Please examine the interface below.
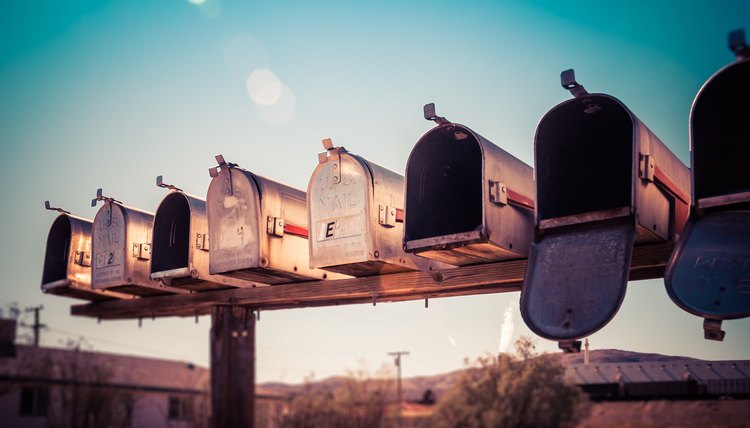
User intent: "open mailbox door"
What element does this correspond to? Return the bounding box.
[41,201,130,301]
[150,176,249,291]
[665,30,750,341]
[403,104,535,266]
[207,155,336,284]
[521,70,690,343]
[91,189,187,297]
[308,139,445,276]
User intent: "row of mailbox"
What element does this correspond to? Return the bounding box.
[42,30,749,343]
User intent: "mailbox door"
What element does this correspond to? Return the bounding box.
[308,152,372,273]
[207,168,262,277]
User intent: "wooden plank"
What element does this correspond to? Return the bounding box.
[211,306,255,428]
[70,243,674,320]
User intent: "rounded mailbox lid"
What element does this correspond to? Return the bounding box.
[92,203,128,288]
[207,167,262,274]
[308,151,371,268]
[151,191,199,278]
[42,214,92,290]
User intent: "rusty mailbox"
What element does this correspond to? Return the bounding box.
[520,69,691,342]
[403,103,535,266]
[665,30,750,341]
[206,155,334,284]
[90,189,187,297]
[308,138,446,276]
[41,201,130,301]
[150,176,249,291]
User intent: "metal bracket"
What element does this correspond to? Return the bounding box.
[561,69,589,98]
[196,233,209,251]
[488,181,508,205]
[423,103,451,125]
[132,243,152,260]
[91,188,121,208]
[729,29,749,60]
[44,201,70,215]
[156,175,182,192]
[378,205,398,227]
[703,319,725,341]
[639,154,655,182]
[558,340,582,353]
[74,250,91,267]
[267,217,284,237]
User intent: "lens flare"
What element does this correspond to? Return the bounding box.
[498,301,515,354]
[256,83,296,124]
[246,69,282,106]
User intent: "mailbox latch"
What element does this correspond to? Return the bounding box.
[267,217,284,237]
[74,250,91,267]
[378,205,398,228]
[639,154,655,182]
[489,181,508,205]
[196,233,209,251]
[132,243,151,260]
[703,319,725,341]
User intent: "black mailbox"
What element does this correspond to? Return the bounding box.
[521,70,691,341]
[665,30,750,341]
[404,104,535,266]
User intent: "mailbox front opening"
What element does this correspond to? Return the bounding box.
[536,96,633,223]
[405,125,483,241]
[692,61,750,204]
[42,216,71,285]
[151,192,190,276]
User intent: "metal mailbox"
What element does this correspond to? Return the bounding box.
[403,103,535,266]
[308,139,445,276]
[206,155,334,284]
[520,69,691,342]
[90,189,187,297]
[150,176,249,291]
[41,202,130,301]
[665,30,750,341]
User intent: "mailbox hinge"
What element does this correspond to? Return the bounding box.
[132,243,151,260]
[74,250,91,267]
[319,139,343,184]
[196,233,209,251]
[489,181,535,211]
[639,154,655,182]
[209,154,239,196]
[703,319,725,341]
[267,217,284,237]
[378,205,400,228]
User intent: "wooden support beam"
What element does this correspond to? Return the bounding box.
[70,243,674,320]
[211,306,255,428]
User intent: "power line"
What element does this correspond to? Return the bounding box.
[24,305,46,347]
[388,350,410,426]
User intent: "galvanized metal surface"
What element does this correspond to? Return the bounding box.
[41,212,131,301]
[207,157,338,284]
[521,221,636,340]
[91,200,185,296]
[404,108,535,266]
[151,189,253,291]
[308,143,444,276]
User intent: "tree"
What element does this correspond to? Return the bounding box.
[280,364,396,428]
[425,337,590,428]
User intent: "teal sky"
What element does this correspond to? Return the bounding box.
[1,1,748,383]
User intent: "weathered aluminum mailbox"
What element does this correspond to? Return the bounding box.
[41,201,130,301]
[151,176,249,291]
[206,155,333,284]
[665,30,750,341]
[91,189,187,297]
[308,138,445,276]
[520,70,691,342]
[403,103,535,266]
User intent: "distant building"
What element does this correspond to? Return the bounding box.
[0,319,286,428]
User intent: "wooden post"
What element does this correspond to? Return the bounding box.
[211,305,255,428]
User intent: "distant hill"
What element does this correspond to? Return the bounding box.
[259,349,703,400]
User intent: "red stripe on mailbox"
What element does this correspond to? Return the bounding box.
[395,208,405,223]
[284,223,309,239]
[507,189,535,211]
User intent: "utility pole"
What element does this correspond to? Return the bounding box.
[25,305,46,347]
[388,351,409,425]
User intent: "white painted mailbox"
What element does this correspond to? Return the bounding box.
[206,155,334,284]
[308,139,445,276]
